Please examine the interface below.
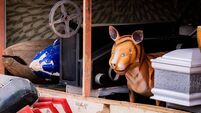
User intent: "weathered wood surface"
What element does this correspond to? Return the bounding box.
[37,87,188,113]
[0,0,5,74]
[82,0,92,97]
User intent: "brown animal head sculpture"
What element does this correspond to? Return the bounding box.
[108,26,165,100]
[109,26,144,76]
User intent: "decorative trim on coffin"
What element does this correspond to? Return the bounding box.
[151,88,201,106]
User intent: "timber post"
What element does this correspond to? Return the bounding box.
[0,0,5,74]
[82,0,92,97]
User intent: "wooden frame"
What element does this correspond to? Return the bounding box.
[0,1,191,112]
[82,0,92,97]
[0,0,5,74]
[0,0,92,95]
[37,87,189,113]
[0,0,91,96]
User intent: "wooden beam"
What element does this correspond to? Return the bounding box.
[197,26,201,49]
[0,0,5,74]
[82,0,92,97]
[37,87,188,113]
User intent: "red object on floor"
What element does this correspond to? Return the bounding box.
[17,105,33,113]
[32,108,42,113]
[18,97,72,113]
[33,102,59,113]
[38,97,72,113]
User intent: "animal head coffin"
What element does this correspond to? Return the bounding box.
[109,26,144,75]
[108,26,155,96]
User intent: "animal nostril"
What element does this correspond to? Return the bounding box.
[111,63,116,68]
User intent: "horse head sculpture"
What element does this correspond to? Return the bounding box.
[108,26,164,102]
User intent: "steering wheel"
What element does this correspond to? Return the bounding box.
[49,0,82,38]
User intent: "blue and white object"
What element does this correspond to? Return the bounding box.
[29,39,60,79]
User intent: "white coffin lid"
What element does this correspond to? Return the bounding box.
[151,48,201,73]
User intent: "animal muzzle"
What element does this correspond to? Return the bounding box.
[110,62,126,70]
[110,62,117,69]
[109,62,127,75]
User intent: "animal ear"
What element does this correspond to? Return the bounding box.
[132,30,144,44]
[109,26,119,41]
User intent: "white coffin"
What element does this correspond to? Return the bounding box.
[151,48,201,106]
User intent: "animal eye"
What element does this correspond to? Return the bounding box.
[121,53,126,57]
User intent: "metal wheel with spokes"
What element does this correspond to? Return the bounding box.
[49,0,82,38]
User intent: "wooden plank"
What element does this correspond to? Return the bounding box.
[197,26,201,49]
[37,87,189,113]
[82,0,92,97]
[0,0,5,74]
